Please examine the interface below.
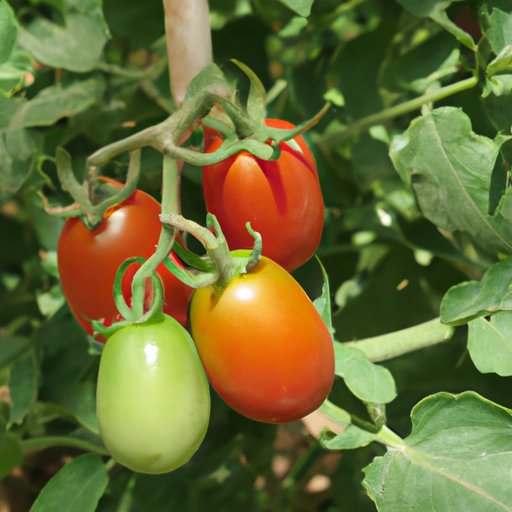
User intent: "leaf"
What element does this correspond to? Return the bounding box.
[395,0,453,18]
[29,454,108,512]
[8,351,38,425]
[321,425,378,451]
[390,107,512,256]
[312,256,334,334]
[276,0,313,17]
[10,77,106,129]
[18,0,110,72]
[0,433,22,479]
[363,392,512,511]
[440,258,512,325]
[467,311,512,376]
[0,0,17,64]
[481,5,512,55]
[334,343,397,404]
[0,335,31,370]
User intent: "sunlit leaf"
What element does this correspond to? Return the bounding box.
[364,392,512,511]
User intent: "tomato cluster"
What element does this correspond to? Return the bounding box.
[56,118,333,474]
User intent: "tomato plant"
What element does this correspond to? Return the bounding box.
[202,119,324,271]
[189,252,334,423]
[96,314,210,474]
[57,181,192,338]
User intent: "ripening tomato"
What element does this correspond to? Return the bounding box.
[202,119,324,271]
[57,180,192,339]
[189,252,334,423]
[96,314,210,474]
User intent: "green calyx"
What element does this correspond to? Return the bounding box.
[160,213,262,291]
[42,148,141,230]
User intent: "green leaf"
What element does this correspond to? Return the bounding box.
[29,454,108,512]
[276,0,313,17]
[18,0,110,72]
[0,0,17,64]
[467,311,512,376]
[317,401,378,451]
[0,433,22,479]
[431,9,477,50]
[10,77,106,129]
[0,335,31,370]
[487,45,512,76]
[395,0,454,18]
[8,351,38,425]
[312,256,334,334]
[440,258,512,325]
[364,392,512,511]
[391,107,512,256]
[481,5,512,55]
[334,343,397,404]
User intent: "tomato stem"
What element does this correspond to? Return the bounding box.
[342,317,455,363]
[316,74,478,146]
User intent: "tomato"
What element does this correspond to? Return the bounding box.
[202,119,324,271]
[189,253,334,423]
[96,314,210,474]
[57,180,192,339]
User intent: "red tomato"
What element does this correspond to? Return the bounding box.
[202,119,324,271]
[57,181,192,339]
[189,253,334,423]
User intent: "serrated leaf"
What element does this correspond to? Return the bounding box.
[334,344,397,404]
[0,0,17,64]
[10,77,105,129]
[18,1,110,72]
[468,311,512,376]
[440,258,512,325]
[276,0,313,17]
[390,107,512,256]
[481,6,512,55]
[363,392,512,512]
[29,454,108,512]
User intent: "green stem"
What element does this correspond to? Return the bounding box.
[86,86,230,170]
[129,157,180,320]
[21,436,109,456]
[343,317,454,363]
[319,75,478,146]
[374,425,406,449]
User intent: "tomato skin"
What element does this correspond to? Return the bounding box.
[202,119,324,271]
[189,254,334,423]
[96,314,210,474]
[57,182,192,338]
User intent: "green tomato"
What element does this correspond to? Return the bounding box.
[96,314,210,474]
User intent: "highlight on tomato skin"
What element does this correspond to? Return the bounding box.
[57,180,193,340]
[96,314,211,474]
[202,119,325,272]
[189,252,335,424]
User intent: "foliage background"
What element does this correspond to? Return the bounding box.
[1,0,512,510]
